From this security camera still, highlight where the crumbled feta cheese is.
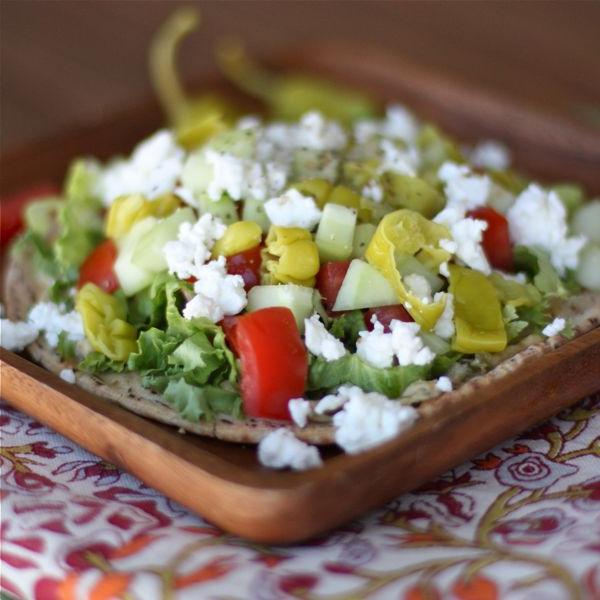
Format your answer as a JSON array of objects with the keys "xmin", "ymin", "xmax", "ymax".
[
  {"xmin": 182, "ymin": 257, "xmax": 247, "ymax": 322},
  {"xmin": 507, "ymin": 184, "xmax": 586, "ymax": 275},
  {"xmin": 332, "ymin": 385, "xmax": 419, "ymax": 454},
  {"xmin": 264, "ymin": 189, "xmax": 322, "ymax": 230},
  {"xmin": 404, "ymin": 274, "xmax": 432, "ymax": 302},
  {"xmin": 164, "ymin": 214, "xmax": 227, "ymax": 280},
  {"xmin": 353, "ymin": 104, "xmax": 419, "ymax": 144},
  {"xmin": 237, "ymin": 116, "xmax": 262, "ymax": 130},
  {"xmin": 59, "ymin": 368, "xmax": 76, "ymax": 384},
  {"xmin": 258, "ymin": 429, "xmax": 322, "ymax": 470},
  {"xmin": 356, "ymin": 319, "xmax": 435, "ymax": 368},
  {"xmin": 362, "ymin": 180, "xmax": 384, "ymax": 203},
  {"xmin": 0, "ymin": 319, "xmax": 39, "ymax": 351},
  {"xmin": 493, "ymin": 269, "xmax": 527, "ymax": 284},
  {"xmin": 27, "ymin": 303, "xmax": 84, "ymax": 348},
  {"xmin": 435, "ymin": 376, "xmax": 453, "ymax": 393},
  {"xmin": 438, "ymin": 162, "xmax": 491, "ymax": 210},
  {"xmin": 315, "ymin": 392, "xmax": 347, "ymax": 415},
  {"xmin": 470, "ymin": 140, "xmax": 511, "ymax": 171},
  {"xmin": 378, "ymin": 139, "xmax": 419, "ymax": 177},
  {"xmin": 439, "ymin": 261, "xmax": 450, "ymax": 278},
  {"xmin": 204, "ymin": 149, "xmax": 288, "ymax": 203},
  {"xmin": 303, "ymin": 314, "xmax": 347, "ymax": 361},
  {"xmin": 450, "ymin": 218, "xmax": 491, "ymax": 275},
  {"xmin": 288, "ymin": 398, "xmax": 311, "ymax": 428},
  {"xmin": 439, "ymin": 238, "xmax": 458, "ymax": 254},
  {"xmin": 542, "ymin": 317, "xmax": 566, "ymax": 337},
  {"xmin": 296, "ymin": 111, "xmax": 347, "ymax": 151},
  {"xmin": 433, "ymin": 292, "xmax": 455, "ymax": 339},
  {"xmin": 98, "ymin": 130, "xmax": 185, "ymax": 206},
  {"xmin": 381, "ymin": 104, "xmax": 420, "ymax": 143}
]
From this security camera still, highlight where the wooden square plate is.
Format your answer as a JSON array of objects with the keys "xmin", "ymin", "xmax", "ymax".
[{"xmin": 2, "ymin": 43, "xmax": 599, "ymax": 544}]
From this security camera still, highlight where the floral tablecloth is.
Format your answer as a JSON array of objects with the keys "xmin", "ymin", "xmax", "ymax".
[{"xmin": 1, "ymin": 394, "xmax": 599, "ymax": 600}]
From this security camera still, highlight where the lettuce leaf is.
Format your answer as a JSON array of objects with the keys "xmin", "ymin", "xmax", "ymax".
[
  {"xmin": 308, "ymin": 354, "xmax": 430, "ymax": 398},
  {"xmin": 328, "ymin": 311, "xmax": 365, "ymax": 352},
  {"xmin": 163, "ymin": 378, "xmax": 242, "ymax": 422},
  {"xmin": 513, "ymin": 245, "xmax": 567, "ymax": 297},
  {"xmin": 79, "ymin": 352, "xmax": 126, "ymax": 373}
]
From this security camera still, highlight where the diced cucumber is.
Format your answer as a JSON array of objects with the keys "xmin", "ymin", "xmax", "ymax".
[
  {"xmin": 352, "ymin": 223, "xmax": 377, "ymax": 258},
  {"xmin": 114, "ymin": 217, "xmax": 157, "ymax": 296},
  {"xmin": 396, "ymin": 254, "xmax": 444, "ymax": 293},
  {"xmin": 24, "ymin": 198, "xmax": 63, "ymax": 238},
  {"xmin": 197, "ymin": 195, "xmax": 238, "ymax": 224},
  {"xmin": 131, "ymin": 208, "xmax": 195, "ymax": 273},
  {"xmin": 420, "ymin": 330, "xmax": 451, "ymax": 354},
  {"xmin": 242, "ymin": 198, "xmax": 271, "ymax": 233},
  {"xmin": 247, "ymin": 284, "xmax": 314, "ymax": 332},
  {"xmin": 315, "ymin": 203, "xmax": 357, "ymax": 262},
  {"xmin": 572, "ymin": 200, "xmax": 600, "ymax": 244},
  {"xmin": 576, "ymin": 243, "xmax": 600, "ymax": 291},
  {"xmin": 181, "ymin": 151, "xmax": 213, "ymax": 196},
  {"xmin": 209, "ymin": 129, "xmax": 256, "ymax": 159},
  {"xmin": 332, "ymin": 259, "xmax": 397, "ymax": 311}
]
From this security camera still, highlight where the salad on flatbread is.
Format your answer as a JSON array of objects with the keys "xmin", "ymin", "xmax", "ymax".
[{"xmin": 2, "ymin": 10, "xmax": 599, "ymax": 471}]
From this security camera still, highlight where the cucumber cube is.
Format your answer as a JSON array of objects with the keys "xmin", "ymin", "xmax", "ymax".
[
  {"xmin": 247, "ymin": 284, "xmax": 314, "ymax": 332},
  {"xmin": 332, "ymin": 259, "xmax": 398, "ymax": 311},
  {"xmin": 352, "ymin": 223, "xmax": 377, "ymax": 258},
  {"xmin": 242, "ymin": 198, "xmax": 271, "ymax": 233},
  {"xmin": 315, "ymin": 203, "xmax": 357, "ymax": 262}
]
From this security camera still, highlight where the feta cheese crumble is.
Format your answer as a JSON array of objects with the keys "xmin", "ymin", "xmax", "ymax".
[
  {"xmin": 59, "ymin": 368, "xmax": 76, "ymax": 384},
  {"xmin": 204, "ymin": 149, "xmax": 287, "ymax": 202},
  {"xmin": 304, "ymin": 314, "xmax": 347, "ymax": 362},
  {"xmin": 470, "ymin": 140, "xmax": 511, "ymax": 171},
  {"xmin": 288, "ymin": 398, "xmax": 311, "ymax": 428},
  {"xmin": 356, "ymin": 318, "xmax": 435, "ymax": 369},
  {"xmin": 435, "ymin": 376, "xmax": 453, "ymax": 393},
  {"xmin": 448, "ymin": 217, "xmax": 491, "ymax": 275},
  {"xmin": 28, "ymin": 303, "xmax": 84, "ymax": 348},
  {"xmin": 98, "ymin": 130, "xmax": 185, "ymax": 206},
  {"xmin": 332, "ymin": 385, "xmax": 419, "ymax": 454},
  {"xmin": 182, "ymin": 257, "xmax": 247, "ymax": 323},
  {"xmin": 164, "ymin": 214, "xmax": 227, "ymax": 280},
  {"xmin": 433, "ymin": 292, "xmax": 455, "ymax": 339},
  {"xmin": 257, "ymin": 429, "xmax": 322, "ymax": 470},
  {"xmin": 0, "ymin": 319, "xmax": 39, "ymax": 351},
  {"xmin": 404, "ymin": 274, "xmax": 433, "ymax": 303},
  {"xmin": 295, "ymin": 111, "xmax": 347, "ymax": 151},
  {"xmin": 362, "ymin": 181, "xmax": 384, "ymax": 203},
  {"xmin": 264, "ymin": 189, "xmax": 323, "ymax": 230},
  {"xmin": 542, "ymin": 317, "xmax": 566, "ymax": 337},
  {"xmin": 438, "ymin": 162, "xmax": 491, "ymax": 211},
  {"xmin": 507, "ymin": 184, "xmax": 586, "ymax": 275},
  {"xmin": 354, "ymin": 104, "xmax": 420, "ymax": 144},
  {"xmin": 378, "ymin": 139, "xmax": 419, "ymax": 177},
  {"xmin": 315, "ymin": 392, "xmax": 348, "ymax": 415}
]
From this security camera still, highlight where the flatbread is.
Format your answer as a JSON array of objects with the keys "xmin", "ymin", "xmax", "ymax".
[{"xmin": 4, "ymin": 250, "xmax": 600, "ymax": 445}]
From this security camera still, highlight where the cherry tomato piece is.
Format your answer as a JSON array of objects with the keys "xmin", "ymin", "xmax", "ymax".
[
  {"xmin": 316, "ymin": 260, "xmax": 352, "ymax": 310},
  {"xmin": 224, "ymin": 307, "xmax": 307, "ymax": 421},
  {"xmin": 467, "ymin": 206, "xmax": 514, "ymax": 271},
  {"xmin": 78, "ymin": 239, "xmax": 119, "ymax": 293},
  {"xmin": 0, "ymin": 183, "xmax": 60, "ymax": 246},
  {"xmin": 364, "ymin": 305, "xmax": 413, "ymax": 332},
  {"xmin": 226, "ymin": 244, "xmax": 262, "ymax": 291}
]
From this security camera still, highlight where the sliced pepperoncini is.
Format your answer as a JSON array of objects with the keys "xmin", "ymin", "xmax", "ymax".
[
  {"xmin": 365, "ymin": 209, "xmax": 451, "ymax": 329},
  {"xmin": 489, "ymin": 272, "xmax": 541, "ymax": 308},
  {"xmin": 212, "ymin": 220, "xmax": 262, "ymax": 257},
  {"xmin": 261, "ymin": 226, "xmax": 320, "ymax": 287},
  {"xmin": 105, "ymin": 194, "xmax": 181, "ymax": 241},
  {"xmin": 449, "ymin": 264, "xmax": 507, "ymax": 354},
  {"xmin": 76, "ymin": 283, "xmax": 138, "ymax": 361}
]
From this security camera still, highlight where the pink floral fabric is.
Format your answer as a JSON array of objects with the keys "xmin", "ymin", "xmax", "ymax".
[{"xmin": 1, "ymin": 394, "xmax": 599, "ymax": 600}]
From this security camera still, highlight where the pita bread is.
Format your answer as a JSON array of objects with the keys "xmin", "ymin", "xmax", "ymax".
[{"xmin": 4, "ymin": 249, "xmax": 600, "ymax": 445}]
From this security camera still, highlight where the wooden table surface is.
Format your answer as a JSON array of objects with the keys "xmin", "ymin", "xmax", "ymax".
[{"xmin": 2, "ymin": 0, "xmax": 599, "ymax": 154}]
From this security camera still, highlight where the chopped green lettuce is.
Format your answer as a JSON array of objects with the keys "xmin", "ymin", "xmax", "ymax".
[
  {"xmin": 163, "ymin": 378, "xmax": 242, "ymax": 422},
  {"xmin": 328, "ymin": 311, "xmax": 365, "ymax": 352},
  {"xmin": 308, "ymin": 354, "xmax": 430, "ymax": 398},
  {"xmin": 514, "ymin": 245, "xmax": 568, "ymax": 297},
  {"xmin": 79, "ymin": 352, "xmax": 127, "ymax": 373}
]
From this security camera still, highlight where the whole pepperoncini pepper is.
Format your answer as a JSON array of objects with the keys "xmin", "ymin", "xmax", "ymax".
[
  {"xmin": 449, "ymin": 264, "xmax": 507, "ymax": 353},
  {"xmin": 261, "ymin": 226, "xmax": 320, "ymax": 287},
  {"xmin": 76, "ymin": 283, "xmax": 138, "ymax": 361},
  {"xmin": 105, "ymin": 193, "xmax": 181, "ymax": 241},
  {"xmin": 212, "ymin": 221, "xmax": 263, "ymax": 258},
  {"xmin": 365, "ymin": 209, "xmax": 452, "ymax": 330}
]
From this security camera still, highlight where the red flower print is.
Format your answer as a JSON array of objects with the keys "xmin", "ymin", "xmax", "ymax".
[
  {"xmin": 404, "ymin": 583, "xmax": 441, "ymax": 600},
  {"xmin": 452, "ymin": 575, "xmax": 498, "ymax": 600},
  {"xmin": 64, "ymin": 542, "xmax": 114, "ymax": 572},
  {"xmin": 492, "ymin": 508, "xmax": 575, "ymax": 545},
  {"xmin": 52, "ymin": 459, "xmax": 122, "ymax": 485},
  {"xmin": 279, "ymin": 573, "xmax": 319, "ymax": 594},
  {"xmin": 495, "ymin": 452, "xmax": 577, "ymax": 490}
]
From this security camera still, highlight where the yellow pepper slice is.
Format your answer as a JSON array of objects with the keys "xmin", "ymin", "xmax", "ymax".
[
  {"xmin": 76, "ymin": 283, "xmax": 138, "ymax": 361},
  {"xmin": 365, "ymin": 209, "xmax": 451, "ymax": 329},
  {"xmin": 449, "ymin": 264, "xmax": 507, "ymax": 354},
  {"xmin": 489, "ymin": 272, "xmax": 541, "ymax": 308},
  {"xmin": 212, "ymin": 221, "xmax": 262, "ymax": 257},
  {"xmin": 261, "ymin": 226, "xmax": 320, "ymax": 287},
  {"xmin": 105, "ymin": 194, "xmax": 180, "ymax": 241}
]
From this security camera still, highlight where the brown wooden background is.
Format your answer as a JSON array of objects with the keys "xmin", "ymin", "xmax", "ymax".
[{"xmin": 2, "ymin": 0, "xmax": 600, "ymax": 153}]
